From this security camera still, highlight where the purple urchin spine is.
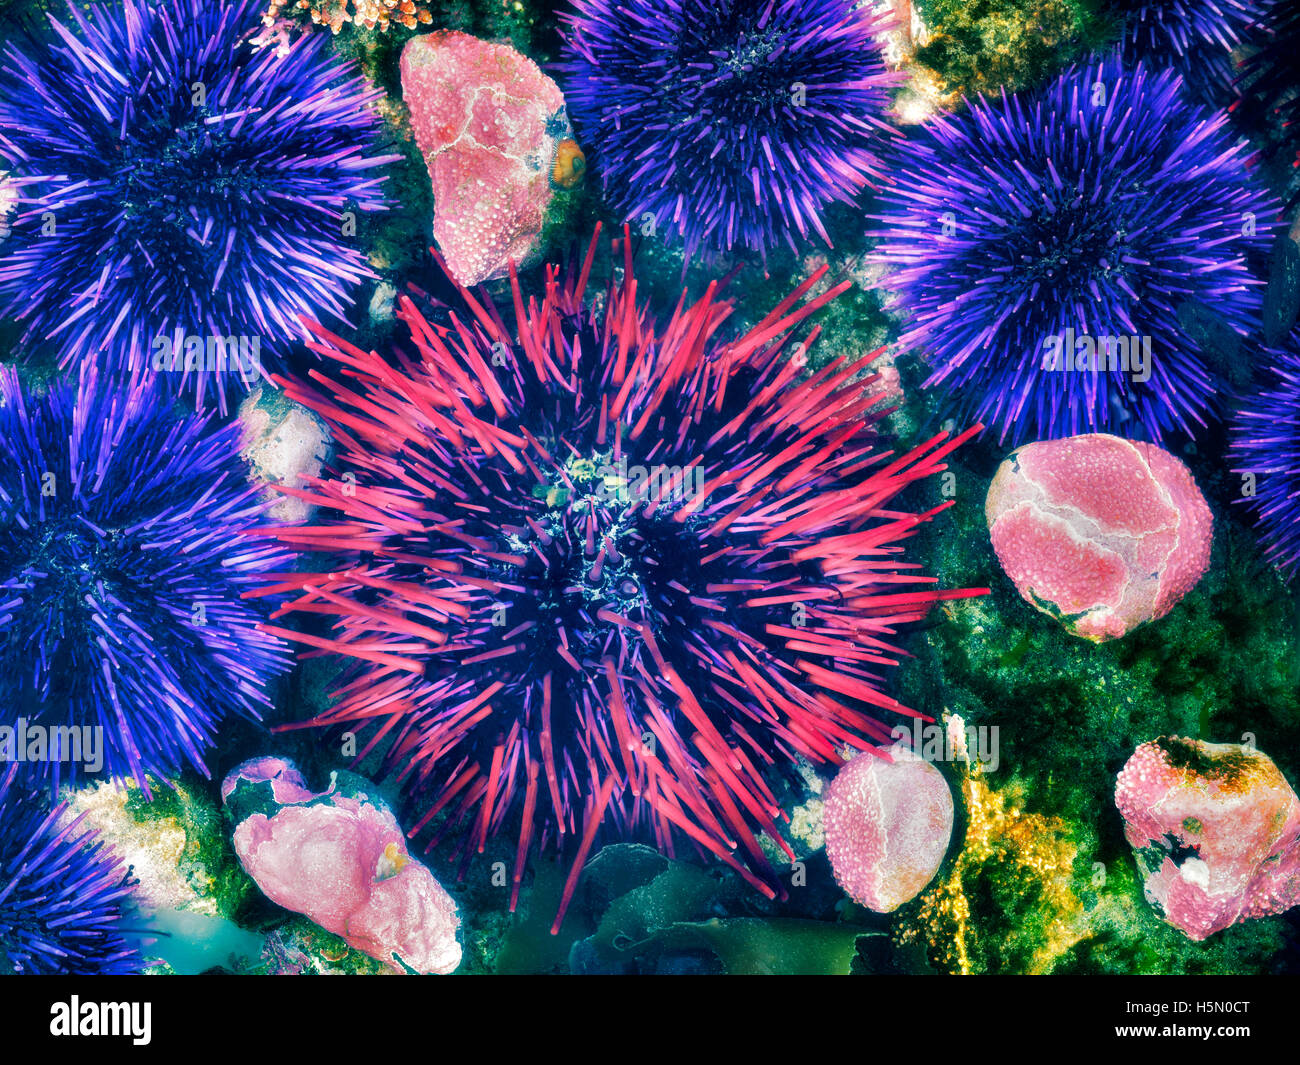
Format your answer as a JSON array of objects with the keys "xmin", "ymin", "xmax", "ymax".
[
  {"xmin": 871, "ymin": 58, "xmax": 1281, "ymax": 445},
  {"xmin": 1232, "ymin": 328, "xmax": 1300, "ymax": 578},
  {"xmin": 558, "ymin": 0, "xmax": 900, "ymax": 260},
  {"xmin": 0, "ymin": 765, "xmax": 143, "ymax": 974},
  {"xmin": 0, "ymin": 0, "xmax": 399, "ymax": 412},
  {"xmin": 0, "ymin": 364, "xmax": 294, "ymax": 791}
]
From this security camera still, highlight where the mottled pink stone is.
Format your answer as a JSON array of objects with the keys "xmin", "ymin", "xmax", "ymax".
[
  {"xmin": 220, "ymin": 755, "xmax": 316, "ymax": 805},
  {"xmin": 1115, "ymin": 738, "xmax": 1300, "ymax": 941},
  {"xmin": 223, "ymin": 758, "xmax": 461, "ymax": 974},
  {"xmin": 823, "ymin": 747, "xmax": 953, "ymax": 912},
  {"xmin": 985, "ymin": 433, "xmax": 1212, "ymax": 641},
  {"xmin": 400, "ymin": 30, "xmax": 573, "ymax": 288}
]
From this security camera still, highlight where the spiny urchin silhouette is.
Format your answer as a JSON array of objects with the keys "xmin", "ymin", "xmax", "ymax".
[
  {"xmin": 872, "ymin": 59, "xmax": 1280, "ymax": 445},
  {"xmin": 252, "ymin": 225, "xmax": 984, "ymax": 929},
  {"xmin": 1234, "ymin": 1, "xmax": 1300, "ymax": 208},
  {"xmin": 0, "ymin": 0, "xmax": 398, "ymax": 412},
  {"xmin": 0, "ymin": 765, "xmax": 142, "ymax": 974},
  {"xmin": 1232, "ymin": 328, "xmax": 1300, "ymax": 577},
  {"xmin": 1114, "ymin": 0, "xmax": 1273, "ymax": 103},
  {"xmin": 0, "ymin": 365, "xmax": 294, "ymax": 791},
  {"xmin": 558, "ymin": 0, "xmax": 899, "ymax": 260}
]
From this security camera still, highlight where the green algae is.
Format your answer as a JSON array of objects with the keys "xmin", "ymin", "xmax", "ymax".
[
  {"xmin": 1157, "ymin": 736, "xmax": 1259, "ymax": 784},
  {"xmin": 500, "ymin": 843, "xmax": 884, "ymax": 975},
  {"xmin": 911, "ymin": 0, "xmax": 1115, "ymax": 101},
  {"xmin": 1057, "ymin": 857, "xmax": 1288, "ymax": 975},
  {"xmin": 124, "ymin": 777, "xmax": 259, "ymax": 924},
  {"xmin": 887, "ymin": 427, "xmax": 1300, "ymax": 973}
]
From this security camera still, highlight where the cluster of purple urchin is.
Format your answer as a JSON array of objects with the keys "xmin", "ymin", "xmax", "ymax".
[{"xmin": 0, "ymin": 0, "xmax": 378, "ymax": 974}]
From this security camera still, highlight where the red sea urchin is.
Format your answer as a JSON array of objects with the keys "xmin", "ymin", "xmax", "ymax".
[{"xmin": 254, "ymin": 226, "xmax": 984, "ymax": 928}]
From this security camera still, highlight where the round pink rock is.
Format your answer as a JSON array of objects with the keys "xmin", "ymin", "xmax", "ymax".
[
  {"xmin": 985, "ymin": 433, "xmax": 1212, "ymax": 641},
  {"xmin": 223, "ymin": 758, "xmax": 461, "ymax": 974},
  {"xmin": 1115, "ymin": 737, "xmax": 1300, "ymax": 941},
  {"xmin": 823, "ymin": 747, "xmax": 953, "ymax": 912},
  {"xmin": 400, "ymin": 30, "xmax": 579, "ymax": 288}
]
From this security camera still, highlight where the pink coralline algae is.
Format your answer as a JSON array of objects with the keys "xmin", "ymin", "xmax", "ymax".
[
  {"xmin": 985, "ymin": 433, "xmax": 1212, "ymax": 641},
  {"xmin": 1115, "ymin": 737, "xmax": 1300, "ymax": 941},
  {"xmin": 823, "ymin": 747, "xmax": 953, "ymax": 912},
  {"xmin": 400, "ymin": 30, "xmax": 583, "ymax": 288},
  {"xmin": 222, "ymin": 757, "xmax": 461, "ymax": 974}
]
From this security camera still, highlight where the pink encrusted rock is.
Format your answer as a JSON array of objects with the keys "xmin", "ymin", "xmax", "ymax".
[
  {"xmin": 823, "ymin": 747, "xmax": 953, "ymax": 912},
  {"xmin": 221, "ymin": 755, "xmax": 317, "ymax": 805},
  {"xmin": 237, "ymin": 386, "xmax": 332, "ymax": 524},
  {"xmin": 1115, "ymin": 737, "xmax": 1300, "ymax": 941},
  {"xmin": 985, "ymin": 433, "xmax": 1212, "ymax": 641},
  {"xmin": 400, "ymin": 30, "xmax": 583, "ymax": 288},
  {"xmin": 223, "ymin": 757, "xmax": 461, "ymax": 974}
]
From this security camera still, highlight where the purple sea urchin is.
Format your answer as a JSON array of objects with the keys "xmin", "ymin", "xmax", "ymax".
[
  {"xmin": 0, "ymin": 765, "xmax": 142, "ymax": 974},
  {"xmin": 253, "ymin": 226, "xmax": 985, "ymax": 928},
  {"xmin": 872, "ymin": 59, "xmax": 1280, "ymax": 445},
  {"xmin": 1114, "ymin": 0, "xmax": 1271, "ymax": 103},
  {"xmin": 0, "ymin": 0, "xmax": 397, "ymax": 412},
  {"xmin": 1232, "ymin": 329, "xmax": 1300, "ymax": 577},
  {"xmin": 558, "ymin": 0, "xmax": 899, "ymax": 260},
  {"xmin": 0, "ymin": 366, "xmax": 294, "ymax": 791}
]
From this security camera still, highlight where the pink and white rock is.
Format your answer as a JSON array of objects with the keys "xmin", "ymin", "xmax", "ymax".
[
  {"xmin": 1115, "ymin": 737, "xmax": 1300, "ymax": 941},
  {"xmin": 238, "ymin": 386, "xmax": 331, "ymax": 524},
  {"xmin": 985, "ymin": 433, "xmax": 1212, "ymax": 641},
  {"xmin": 400, "ymin": 30, "xmax": 583, "ymax": 288},
  {"xmin": 823, "ymin": 746, "xmax": 953, "ymax": 912},
  {"xmin": 222, "ymin": 757, "xmax": 461, "ymax": 974}
]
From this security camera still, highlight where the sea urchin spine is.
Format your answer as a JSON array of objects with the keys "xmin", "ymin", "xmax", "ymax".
[
  {"xmin": 872, "ymin": 59, "xmax": 1279, "ymax": 445},
  {"xmin": 559, "ymin": 0, "xmax": 900, "ymax": 260},
  {"xmin": 0, "ymin": 0, "xmax": 399, "ymax": 411},
  {"xmin": 0, "ymin": 366, "xmax": 294, "ymax": 791},
  {"xmin": 0, "ymin": 765, "xmax": 142, "ymax": 975}
]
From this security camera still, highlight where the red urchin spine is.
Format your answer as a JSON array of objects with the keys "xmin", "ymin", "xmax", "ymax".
[{"xmin": 249, "ymin": 224, "xmax": 986, "ymax": 930}]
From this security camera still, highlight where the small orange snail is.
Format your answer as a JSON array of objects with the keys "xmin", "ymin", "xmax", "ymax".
[{"xmin": 551, "ymin": 138, "xmax": 586, "ymax": 189}]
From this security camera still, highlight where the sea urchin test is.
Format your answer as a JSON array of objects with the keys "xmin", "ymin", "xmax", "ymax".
[
  {"xmin": 1116, "ymin": 737, "xmax": 1300, "ymax": 940},
  {"xmin": 824, "ymin": 748, "xmax": 954, "ymax": 913},
  {"xmin": 223, "ymin": 758, "xmax": 462, "ymax": 975},
  {"xmin": 401, "ymin": 30, "xmax": 585, "ymax": 288}
]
